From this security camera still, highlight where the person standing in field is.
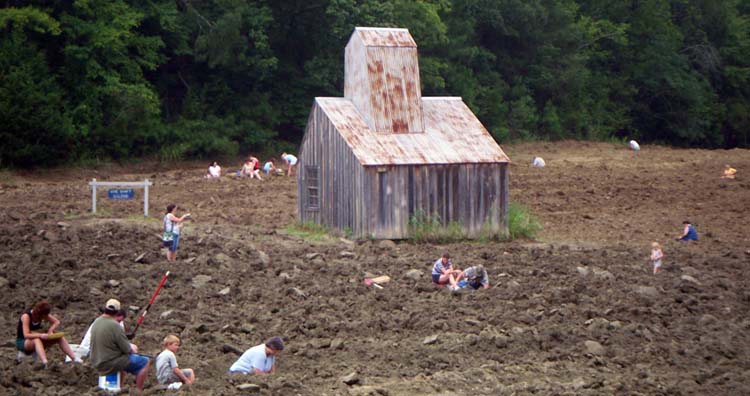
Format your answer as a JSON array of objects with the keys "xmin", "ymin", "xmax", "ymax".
[
  {"xmin": 164, "ymin": 204, "xmax": 190, "ymax": 262},
  {"xmin": 650, "ymin": 242, "xmax": 664, "ymax": 274}
]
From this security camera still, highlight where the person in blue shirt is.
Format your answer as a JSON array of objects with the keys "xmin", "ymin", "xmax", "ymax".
[
  {"xmin": 677, "ymin": 220, "xmax": 698, "ymax": 241},
  {"xmin": 229, "ymin": 337, "xmax": 284, "ymax": 375}
]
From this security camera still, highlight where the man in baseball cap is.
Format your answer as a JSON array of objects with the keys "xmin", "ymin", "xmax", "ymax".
[
  {"xmin": 90, "ymin": 298, "xmax": 150, "ymax": 392},
  {"xmin": 229, "ymin": 336, "xmax": 284, "ymax": 374}
]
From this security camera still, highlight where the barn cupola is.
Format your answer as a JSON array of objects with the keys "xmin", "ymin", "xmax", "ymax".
[{"xmin": 344, "ymin": 27, "xmax": 424, "ymax": 134}]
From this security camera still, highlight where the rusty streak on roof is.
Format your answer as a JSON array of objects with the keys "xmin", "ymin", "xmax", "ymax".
[
  {"xmin": 353, "ymin": 27, "xmax": 417, "ymax": 48},
  {"xmin": 315, "ymin": 97, "xmax": 510, "ymax": 166}
]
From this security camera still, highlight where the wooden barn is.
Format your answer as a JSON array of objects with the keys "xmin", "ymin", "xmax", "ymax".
[{"xmin": 298, "ymin": 27, "xmax": 510, "ymax": 239}]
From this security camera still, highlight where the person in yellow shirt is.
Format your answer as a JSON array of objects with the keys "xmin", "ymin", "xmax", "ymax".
[{"xmin": 722, "ymin": 164, "xmax": 737, "ymax": 179}]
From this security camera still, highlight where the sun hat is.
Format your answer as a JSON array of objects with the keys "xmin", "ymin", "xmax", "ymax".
[{"xmin": 104, "ymin": 298, "xmax": 121, "ymax": 312}]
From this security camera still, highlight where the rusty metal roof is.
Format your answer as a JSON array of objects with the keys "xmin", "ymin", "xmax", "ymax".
[
  {"xmin": 352, "ymin": 27, "xmax": 417, "ymax": 47},
  {"xmin": 315, "ymin": 97, "xmax": 510, "ymax": 166}
]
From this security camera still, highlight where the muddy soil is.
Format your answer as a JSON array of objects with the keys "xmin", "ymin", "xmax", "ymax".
[{"xmin": 0, "ymin": 142, "xmax": 748, "ymax": 396}]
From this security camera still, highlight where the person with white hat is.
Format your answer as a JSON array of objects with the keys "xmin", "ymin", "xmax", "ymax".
[{"xmin": 90, "ymin": 298, "xmax": 150, "ymax": 393}]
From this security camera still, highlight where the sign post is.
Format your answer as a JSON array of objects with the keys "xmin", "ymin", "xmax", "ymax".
[{"xmin": 89, "ymin": 179, "xmax": 153, "ymax": 216}]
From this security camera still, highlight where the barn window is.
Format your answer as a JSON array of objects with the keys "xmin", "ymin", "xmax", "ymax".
[{"xmin": 306, "ymin": 166, "xmax": 320, "ymax": 210}]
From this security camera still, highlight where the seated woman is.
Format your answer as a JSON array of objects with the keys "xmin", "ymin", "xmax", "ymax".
[
  {"xmin": 17, "ymin": 300, "xmax": 79, "ymax": 365},
  {"xmin": 249, "ymin": 156, "xmax": 263, "ymax": 180},
  {"xmin": 240, "ymin": 159, "xmax": 253, "ymax": 177},
  {"xmin": 206, "ymin": 161, "xmax": 221, "ymax": 178}
]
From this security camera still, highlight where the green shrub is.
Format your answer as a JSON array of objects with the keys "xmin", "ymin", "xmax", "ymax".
[
  {"xmin": 408, "ymin": 210, "xmax": 464, "ymax": 244},
  {"xmin": 507, "ymin": 203, "xmax": 542, "ymax": 240},
  {"xmin": 285, "ymin": 221, "xmax": 334, "ymax": 242}
]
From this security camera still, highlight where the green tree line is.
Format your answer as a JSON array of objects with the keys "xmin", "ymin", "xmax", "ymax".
[{"xmin": 2, "ymin": 0, "xmax": 749, "ymax": 167}]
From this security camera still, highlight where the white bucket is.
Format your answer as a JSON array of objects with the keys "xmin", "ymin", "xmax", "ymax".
[{"xmin": 98, "ymin": 372, "xmax": 121, "ymax": 393}]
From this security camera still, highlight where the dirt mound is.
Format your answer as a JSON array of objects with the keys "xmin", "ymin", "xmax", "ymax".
[{"xmin": 1, "ymin": 143, "xmax": 749, "ymax": 395}]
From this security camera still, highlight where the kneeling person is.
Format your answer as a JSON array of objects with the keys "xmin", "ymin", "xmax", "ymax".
[
  {"xmin": 229, "ymin": 336, "xmax": 284, "ymax": 374},
  {"xmin": 156, "ymin": 335, "xmax": 195, "ymax": 386},
  {"xmin": 463, "ymin": 265, "xmax": 490, "ymax": 290}
]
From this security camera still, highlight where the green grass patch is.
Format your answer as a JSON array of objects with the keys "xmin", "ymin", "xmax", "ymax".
[
  {"xmin": 408, "ymin": 210, "xmax": 464, "ymax": 244},
  {"xmin": 507, "ymin": 202, "xmax": 542, "ymax": 240},
  {"xmin": 285, "ymin": 221, "xmax": 336, "ymax": 242}
]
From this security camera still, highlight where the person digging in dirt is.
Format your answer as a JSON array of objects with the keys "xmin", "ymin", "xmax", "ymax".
[
  {"xmin": 155, "ymin": 334, "xmax": 195, "ymax": 388},
  {"xmin": 650, "ymin": 242, "xmax": 664, "ymax": 274},
  {"xmin": 90, "ymin": 299, "xmax": 150, "ymax": 394},
  {"xmin": 722, "ymin": 164, "xmax": 737, "ymax": 179},
  {"xmin": 462, "ymin": 265, "xmax": 490, "ymax": 289},
  {"xmin": 164, "ymin": 204, "xmax": 190, "ymax": 262},
  {"xmin": 67, "ymin": 308, "xmax": 128, "ymax": 362},
  {"xmin": 229, "ymin": 336, "xmax": 284, "ymax": 375},
  {"xmin": 263, "ymin": 160, "xmax": 280, "ymax": 175},
  {"xmin": 281, "ymin": 152, "xmax": 298, "ymax": 177},
  {"xmin": 16, "ymin": 300, "xmax": 80, "ymax": 366},
  {"xmin": 432, "ymin": 252, "xmax": 463, "ymax": 290},
  {"xmin": 676, "ymin": 220, "xmax": 698, "ymax": 242}
]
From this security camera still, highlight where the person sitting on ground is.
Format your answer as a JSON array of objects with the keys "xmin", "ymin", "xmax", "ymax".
[
  {"xmin": 676, "ymin": 220, "xmax": 698, "ymax": 241},
  {"xmin": 239, "ymin": 159, "xmax": 253, "ymax": 177},
  {"xmin": 281, "ymin": 152, "xmax": 298, "ymax": 177},
  {"xmin": 431, "ymin": 252, "xmax": 462, "ymax": 289},
  {"xmin": 17, "ymin": 300, "xmax": 80, "ymax": 365},
  {"xmin": 462, "ymin": 265, "xmax": 490, "ymax": 289},
  {"xmin": 90, "ymin": 298, "xmax": 150, "ymax": 394},
  {"xmin": 229, "ymin": 336, "xmax": 284, "ymax": 375},
  {"xmin": 629, "ymin": 139, "xmax": 640, "ymax": 151},
  {"xmin": 206, "ymin": 161, "xmax": 221, "ymax": 178},
  {"xmin": 722, "ymin": 164, "xmax": 737, "ymax": 179},
  {"xmin": 650, "ymin": 242, "xmax": 664, "ymax": 275},
  {"xmin": 67, "ymin": 308, "xmax": 129, "ymax": 362},
  {"xmin": 156, "ymin": 334, "xmax": 195, "ymax": 387},
  {"xmin": 532, "ymin": 156, "xmax": 546, "ymax": 168}
]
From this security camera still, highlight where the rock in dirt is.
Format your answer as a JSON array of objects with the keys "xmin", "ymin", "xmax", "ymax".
[
  {"xmin": 584, "ymin": 340, "xmax": 605, "ymax": 356},
  {"xmin": 8, "ymin": 212, "xmax": 23, "ymax": 221},
  {"xmin": 279, "ymin": 272, "xmax": 292, "ymax": 280},
  {"xmin": 287, "ymin": 287, "xmax": 307, "ymax": 299},
  {"xmin": 106, "ymin": 279, "xmax": 120, "ymax": 288},
  {"xmin": 577, "ymin": 266, "xmax": 590, "ymax": 276},
  {"xmin": 423, "ymin": 335, "xmax": 439, "ymax": 345},
  {"xmin": 680, "ymin": 275, "xmax": 701, "ymax": 285},
  {"xmin": 236, "ymin": 383, "xmax": 261, "ymax": 392},
  {"xmin": 339, "ymin": 251, "xmax": 356, "ymax": 258},
  {"xmin": 134, "ymin": 253, "xmax": 146, "ymax": 263},
  {"xmin": 160, "ymin": 310, "xmax": 173, "ymax": 319},
  {"xmin": 192, "ymin": 275, "xmax": 212, "ymax": 288},
  {"xmin": 44, "ymin": 231, "xmax": 60, "ymax": 242},
  {"xmin": 465, "ymin": 318, "xmax": 482, "ymax": 326},
  {"xmin": 258, "ymin": 250, "xmax": 271, "ymax": 265},
  {"xmin": 331, "ymin": 338, "xmax": 345, "ymax": 350},
  {"xmin": 592, "ymin": 267, "xmax": 614, "ymax": 280},
  {"xmin": 378, "ymin": 240, "xmax": 396, "ymax": 249},
  {"xmin": 306, "ymin": 252, "xmax": 323, "ymax": 261},
  {"xmin": 56, "ymin": 221, "xmax": 71, "ymax": 228},
  {"xmin": 404, "ymin": 269, "xmax": 423, "ymax": 281},
  {"xmin": 218, "ymin": 287, "xmax": 231, "ymax": 295},
  {"xmin": 221, "ymin": 344, "xmax": 243, "ymax": 355},
  {"xmin": 339, "ymin": 237, "xmax": 355, "ymax": 245},
  {"xmin": 635, "ymin": 286, "xmax": 659, "ymax": 299},
  {"xmin": 214, "ymin": 253, "xmax": 232, "ymax": 265},
  {"xmin": 341, "ymin": 371, "xmax": 361, "ymax": 386}
]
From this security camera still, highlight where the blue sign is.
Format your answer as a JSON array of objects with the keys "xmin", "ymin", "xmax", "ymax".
[{"xmin": 108, "ymin": 189, "xmax": 134, "ymax": 200}]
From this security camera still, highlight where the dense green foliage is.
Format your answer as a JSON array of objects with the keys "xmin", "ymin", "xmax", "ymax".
[{"xmin": 2, "ymin": 1, "xmax": 750, "ymax": 166}]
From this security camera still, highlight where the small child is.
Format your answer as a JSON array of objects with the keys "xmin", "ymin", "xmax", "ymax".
[
  {"xmin": 722, "ymin": 164, "xmax": 737, "ymax": 179},
  {"xmin": 155, "ymin": 335, "xmax": 195, "ymax": 387},
  {"xmin": 650, "ymin": 242, "xmax": 663, "ymax": 274}
]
